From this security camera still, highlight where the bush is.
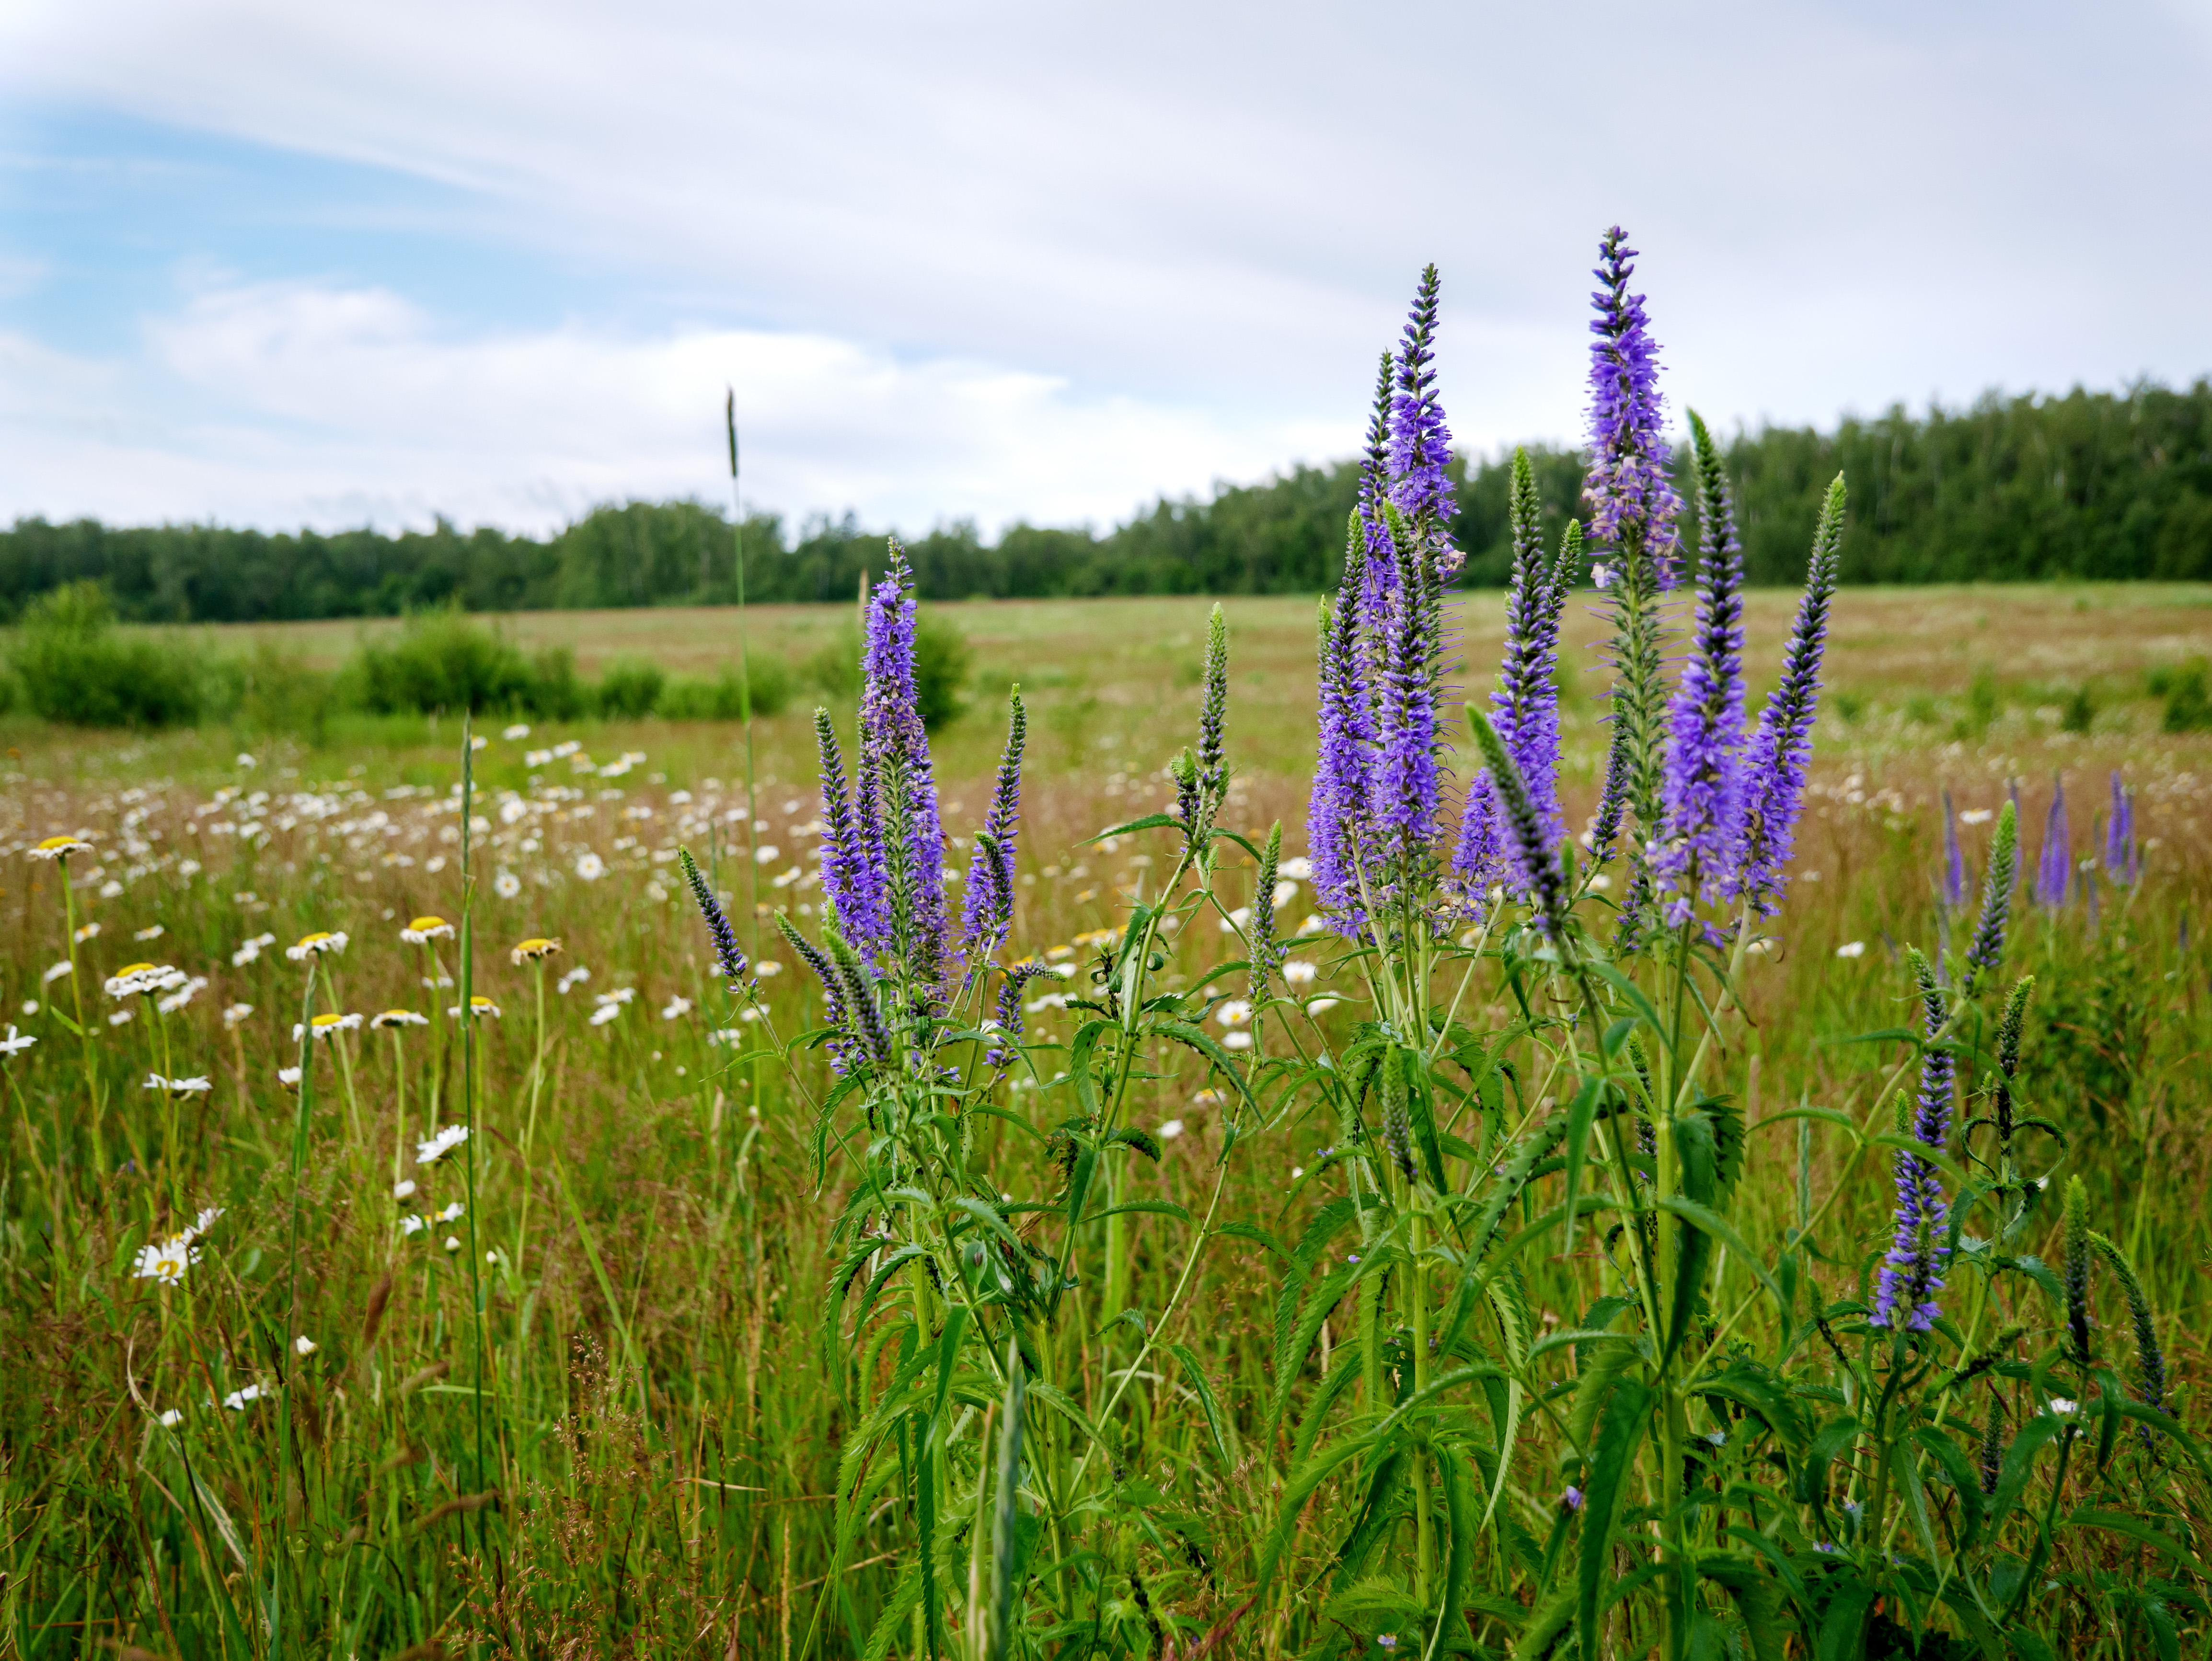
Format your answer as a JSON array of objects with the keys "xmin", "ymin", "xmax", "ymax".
[
  {"xmin": 352, "ymin": 611, "xmax": 537, "ymax": 715},
  {"xmin": 658, "ymin": 657, "xmax": 793, "ymax": 721},
  {"xmin": 2158, "ymin": 658, "xmax": 2211, "ymax": 732},
  {"xmin": 597, "ymin": 659, "xmax": 666, "ymax": 719},
  {"xmin": 213, "ymin": 642, "xmax": 340, "ymax": 740},
  {"xmin": 8, "ymin": 581, "xmax": 204, "ymax": 727},
  {"xmin": 525, "ymin": 647, "xmax": 588, "ymax": 720}
]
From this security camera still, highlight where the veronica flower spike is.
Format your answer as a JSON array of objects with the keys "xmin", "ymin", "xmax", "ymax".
[
  {"xmin": 1960, "ymin": 799, "xmax": 2019, "ymax": 996},
  {"xmin": 959, "ymin": 689, "xmax": 1026, "ymax": 958},
  {"xmin": 1584, "ymin": 225, "xmax": 1682, "ymax": 587},
  {"xmin": 2035, "ymin": 776, "xmax": 2071, "ymax": 910},
  {"xmin": 1466, "ymin": 706, "xmax": 1569, "ymax": 941},
  {"xmin": 1309, "ymin": 532, "xmax": 1379, "ymax": 934},
  {"xmin": 1655, "ymin": 412, "xmax": 1747, "ymax": 926},
  {"xmin": 2105, "ymin": 770, "xmax": 2137, "ymax": 888},
  {"xmin": 860, "ymin": 545, "xmax": 950, "ymax": 977},
  {"xmin": 1941, "ymin": 789, "xmax": 1967, "ymax": 909},
  {"xmin": 1730, "ymin": 474, "xmax": 1844, "ymax": 914},
  {"xmin": 1872, "ymin": 948, "xmax": 1955, "ymax": 1332}
]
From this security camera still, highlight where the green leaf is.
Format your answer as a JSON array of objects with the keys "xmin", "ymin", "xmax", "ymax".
[
  {"xmin": 1578, "ymin": 1378, "xmax": 1651, "ymax": 1660},
  {"xmin": 1425, "ymin": 1447, "xmax": 1476, "ymax": 1661},
  {"xmin": 1654, "ymin": 1194, "xmax": 1787, "ymax": 1326},
  {"xmin": 1148, "ymin": 1016, "xmax": 1256, "ymax": 1112},
  {"xmin": 1167, "ymin": 1343, "xmax": 1235, "ymax": 1472},
  {"xmin": 1083, "ymin": 813, "xmax": 1184, "ymax": 843},
  {"xmin": 1068, "ymin": 1018, "xmax": 1110, "ymax": 1119},
  {"xmin": 1089, "ymin": 1199, "xmax": 1190, "ymax": 1223},
  {"xmin": 1560, "ymin": 1074, "xmax": 1603, "ymax": 1264}
]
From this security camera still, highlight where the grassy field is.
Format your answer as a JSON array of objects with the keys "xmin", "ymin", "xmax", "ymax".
[{"xmin": 3, "ymin": 583, "xmax": 2212, "ymax": 1658}]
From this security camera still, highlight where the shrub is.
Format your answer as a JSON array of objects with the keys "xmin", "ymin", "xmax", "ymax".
[
  {"xmin": 8, "ymin": 581, "xmax": 204, "ymax": 727},
  {"xmin": 351, "ymin": 611, "xmax": 537, "ymax": 715},
  {"xmin": 657, "ymin": 657, "xmax": 793, "ymax": 721},
  {"xmin": 2159, "ymin": 658, "xmax": 2211, "ymax": 731},
  {"xmin": 596, "ymin": 659, "xmax": 666, "ymax": 719},
  {"xmin": 525, "ymin": 647, "xmax": 588, "ymax": 720}
]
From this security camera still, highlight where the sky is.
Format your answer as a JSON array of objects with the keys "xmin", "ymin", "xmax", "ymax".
[{"xmin": 1, "ymin": 0, "xmax": 2209, "ymax": 539}]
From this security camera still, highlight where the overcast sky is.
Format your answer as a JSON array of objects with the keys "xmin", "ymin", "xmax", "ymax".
[{"xmin": 2, "ymin": 0, "xmax": 2208, "ymax": 538}]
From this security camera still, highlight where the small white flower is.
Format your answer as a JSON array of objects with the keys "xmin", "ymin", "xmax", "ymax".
[
  {"xmin": 754, "ymin": 844, "xmax": 781, "ymax": 865},
  {"xmin": 574, "ymin": 852, "xmax": 606, "ymax": 882},
  {"xmin": 1272, "ymin": 878, "xmax": 1299, "ymax": 907},
  {"xmin": 399, "ymin": 1214, "xmax": 427, "ymax": 1236},
  {"xmin": 1291, "ymin": 1165, "xmax": 1305, "ymax": 1178},
  {"xmin": 753, "ymin": 960, "xmax": 783, "ymax": 978},
  {"xmin": 42, "ymin": 960, "xmax": 72, "ymax": 986},
  {"xmin": 369, "ymin": 1008, "xmax": 428, "ymax": 1029},
  {"xmin": 1282, "ymin": 959, "xmax": 1318, "ymax": 986},
  {"xmin": 447, "ymin": 996, "xmax": 501, "ymax": 1019},
  {"xmin": 133, "ymin": 924, "xmax": 165, "ymax": 942},
  {"xmin": 235, "ymin": 753, "xmax": 256, "ymax": 769},
  {"xmin": 436, "ymin": 1201, "xmax": 465, "ymax": 1223},
  {"xmin": 1305, "ymin": 996, "xmax": 1343, "ymax": 1016},
  {"xmin": 1959, "ymin": 808, "xmax": 1994, "ymax": 826},
  {"xmin": 1278, "ymin": 855, "xmax": 1313, "ymax": 880},
  {"xmin": 222, "ymin": 1002, "xmax": 255, "ymax": 1028},
  {"xmin": 156, "ymin": 976, "xmax": 209, "ymax": 1015},
  {"xmin": 293, "ymin": 1335, "xmax": 318, "ymax": 1356},
  {"xmin": 1215, "ymin": 999, "xmax": 1254, "ymax": 1028},
  {"xmin": 557, "ymin": 966, "xmax": 591, "ymax": 994},
  {"xmin": 0, "ymin": 1025, "xmax": 36, "ymax": 1058},
  {"xmin": 294, "ymin": 1012, "xmax": 364, "ymax": 1040},
  {"xmin": 444, "ymin": 1235, "xmax": 462, "ymax": 1253},
  {"xmin": 494, "ymin": 870, "xmax": 523, "ymax": 899},
  {"xmin": 1592, "ymin": 561, "xmax": 1613, "ymax": 589},
  {"xmin": 589, "ymin": 1002, "xmax": 622, "ymax": 1027},
  {"xmin": 277, "ymin": 1065, "xmax": 302, "ymax": 1088},
  {"xmin": 2048, "ymin": 1396, "xmax": 2079, "ymax": 1416},
  {"xmin": 74, "ymin": 921, "xmax": 100, "ymax": 942},
  {"xmin": 1158, "ymin": 1119, "xmax": 1185, "ymax": 1140},
  {"xmin": 17, "ymin": 1000, "xmax": 33, "ymax": 1016},
  {"xmin": 222, "ymin": 1384, "xmax": 266, "ymax": 1411},
  {"xmin": 28, "ymin": 834, "xmax": 93, "ymax": 861},
  {"xmin": 400, "ymin": 915, "xmax": 455, "ymax": 944},
  {"xmin": 108, "ymin": 1009, "xmax": 136, "ymax": 1027},
  {"xmin": 1296, "ymin": 912, "xmax": 1327, "ymax": 936},
  {"xmin": 415, "ymin": 1123, "xmax": 470, "ymax": 1165},
  {"xmin": 143, "ymin": 1073, "xmax": 214, "ymax": 1095},
  {"xmin": 157, "ymin": 1407, "xmax": 184, "ymax": 1428},
  {"xmin": 1217, "ymin": 904, "xmax": 1253, "ymax": 934},
  {"xmin": 133, "ymin": 1234, "xmax": 200, "ymax": 1284},
  {"xmin": 597, "ymin": 985, "xmax": 637, "ymax": 1005},
  {"xmin": 502, "ymin": 723, "xmax": 531, "ymax": 740},
  {"xmin": 1223, "ymin": 1030, "xmax": 1254, "ymax": 1050},
  {"xmin": 1834, "ymin": 940, "xmax": 1866, "ymax": 960},
  {"xmin": 392, "ymin": 1179, "xmax": 417, "ymax": 1200},
  {"xmin": 1587, "ymin": 873, "xmax": 1614, "ymax": 892},
  {"xmin": 285, "ymin": 930, "xmax": 348, "ymax": 961},
  {"xmin": 660, "ymin": 995, "xmax": 693, "ymax": 1020}
]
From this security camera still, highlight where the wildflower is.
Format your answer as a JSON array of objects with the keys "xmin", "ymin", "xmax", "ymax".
[
  {"xmin": 30, "ymin": 833, "xmax": 93, "ymax": 861},
  {"xmin": 1215, "ymin": 999, "xmax": 1254, "ymax": 1028},
  {"xmin": 754, "ymin": 959, "xmax": 783, "ymax": 978},
  {"xmin": 75, "ymin": 921, "xmax": 100, "ymax": 943},
  {"xmin": 416, "ymin": 1123, "xmax": 470, "ymax": 1165},
  {"xmin": 294, "ymin": 1012, "xmax": 363, "ymax": 1040},
  {"xmin": 858, "ymin": 546, "xmax": 951, "ymax": 972},
  {"xmin": 108, "ymin": 1009, "xmax": 134, "ymax": 1027},
  {"xmin": 222, "ymin": 1384, "xmax": 266, "ymax": 1411},
  {"xmin": 293, "ymin": 1335, "xmax": 318, "ymax": 1356},
  {"xmin": 2034, "ymin": 778, "xmax": 2071, "ymax": 909},
  {"xmin": 399, "ymin": 1215, "xmax": 427, "ymax": 1236},
  {"xmin": 400, "ymin": 915, "xmax": 455, "ymax": 944},
  {"xmin": 436, "ymin": 1201, "xmax": 465, "ymax": 1223},
  {"xmin": 1835, "ymin": 941, "xmax": 1866, "ymax": 959},
  {"xmin": 510, "ymin": 936, "xmax": 562, "ymax": 965},
  {"xmin": 1562, "ymin": 1486, "xmax": 1585, "ymax": 1512},
  {"xmin": 236, "ymin": 752, "xmax": 256, "ymax": 768},
  {"xmin": 277, "ymin": 1065, "xmax": 302, "ymax": 1089},
  {"xmin": 1960, "ymin": 807, "xmax": 1993, "ymax": 826},
  {"xmin": 231, "ymin": 932, "xmax": 276, "ymax": 966},
  {"xmin": 447, "ymin": 996, "xmax": 501, "ymax": 1019},
  {"xmin": 286, "ymin": 930, "xmax": 348, "ymax": 960},
  {"xmin": 1305, "ymin": 996, "xmax": 1342, "ymax": 1015},
  {"xmin": 133, "ymin": 1234, "xmax": 200, "ymax": 1284},
  {"xmin": 961, "ymin": 690, "xmax": 1027, "ymax": 956},
  {"xmin": 1961, "ymin": 800, "xmax": 2019, "ymax": 995},
  {"xmin": 444, "ymin": 1235, "xmax": 461, "ymax": 1253},
  {"xmin": 1466, "ymin": 706, "xmax": 1571, "ymax": 939},
  {"xmin": 1654, "ymin": 414, "xmax": 1747, "ymax": 924},
  {"xmin": 574, "ymin": 852, "xmax": 606, "ymax": 882},
  {"xmin": 393, "ymin": 1178, "xmax": 417, "ymax": 1200},
  {"xmin": 158, "ymin": 1408, "xmax": 184, "ymax": 1428},
  {"xmin": 370, "ymin": 1009, "xmax": 427, "ymax": 1028},
  {"xmin": 106, "ymin": 963, "xmax": 185, "ymax": 999},
  {"xmin": 2062, "ymin": 1175, "xmax": 2091, "ymax": 1364},
  {"xmin": 1283, "ymin": 959, "xmax": 1318, "ymax": 986},
  {"xmin": 1873, "ymin": 950, "xmax": 1955, "ymax": 1332},
  {"xmin": 660, "ymin": 995, "xmax": 693, "ymax": 1020},
  {"xmin": 503, "ymin": 722, "xmax": 531, "ymax": 740},
  {"xmin": 589, "ymin": 1002, "xmax": 622, "ymax": 1027},
  {"xmin": 678, "ymin": 848, "xmax": 751, "ymax": 986},
  {"xmin": 2105, "ymin": 771, "xmax": 2138, "ymax": 886},
  {"xmin": 1308, "ymin": 543, "xmax": 1378, "ymax": 933},
  {"xmin": 557, "ymin": 966, "xmax": 591, "ymax": 994},
  {"xmin": 1223, "ymin": 1030, "xmax": 1254, "ymax": 1050},
  {"xmin": 1941, "ymin": 789, "xmax": 1966, "ymax": 909},
  {"xmin": 1730, "ymin": 475, "xmax": 1844, "ymax": 912},
  {"xmin": 143, "ymin": 1073, "xmax": 213, "ymax": 1095},
  {"xmin": 156, "ymin": 976, "xmax": 209, "ymax": 1015},
  {"xmin": 495, "ymin": 870, "xmax": 523, "ymax": 898},
  {"xmin": 18, "ymin": 1000, "xmax": 34, "ymax": 1016},
  {"xmin": 0, "ymin": 1025, "xmax": 35, "ymax": 1059},
  {"xmin": 42, "ymin": 960, "xmax": 72, "ymax": 985},
  {"xmin": 2047, "ymin": 1397, "xmax": 2079, "ymax": 1417},
  {"xmin": 1584, "ymin": 226, "xmax": 1682, "ymax": 581},
  {"xmin": 133, "ymin": 924, "xmax": 165, "ymax": 942}
]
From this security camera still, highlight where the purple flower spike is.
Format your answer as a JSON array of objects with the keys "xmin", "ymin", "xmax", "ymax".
[
  {"xmin": 815, "ymin": 708, "xmax": 888, "ymax": 957},
  {"xmin": 960, "ymin": 691, "xmax": 1026, "ymax": 957},
  {"xmin": 1584, "ymin": 226, "xmax": 1682, "ymax": 586},
  {"xmin": 860, "ymin": 545, "xmax": 949, "ymax": 973},
  {"xmin": 1388, "ymin": 265, "xmax": 1456, "ymax": 538},
  {"xmin": 1310, "ymin": 534, "xmax": 1378, "ymax": 934},
  {"xmin": 1373, "ymin": 554, "xmax": 1441, "ymax": 871},
  {"xmin": 2035, "ymin": 777, "xmax": 2070, "ymax": 910},
  {"xmin": 1941, "ymin": 788, "xmax": 1966, "ymax": 910},
  {"xmin": 1731, "ymin": 475, "xmax": 1845, "ymax": 913},
  {"xmin": 2106, "ymin": 771, "xmax": 2137, "ymax": 887},
  {"xmin": 1873, "ymin": 949, "xmax": 1954, "ymax": 1332},
  {"xmin": 1452, "ymin": 768, "xmax": 1505, "ymax": 895},
  {"xmin": 1358, "ymin": 353, "xmax": 1401, "ymax": 617},
  {"xmin": 1656, "ymin": 413, "xmax": 1746, "ymax": 924}
]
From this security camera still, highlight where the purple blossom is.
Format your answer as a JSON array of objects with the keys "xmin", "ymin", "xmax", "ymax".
[
  {"xmin": 959, "ymin": 692, "xmax": 1025, "ymax": 957},
  {"xmin": 1730, "ymin": 474, "xmax": 1844, "ymax": 913},
  {"xmin": 814, "ymin": 709, "xmax": 888, "ymax": 957},
  {"xmin": 1941, "ymin": 789, "xmax": 1966, "ymax": 909},
  {"xmin": 1583, "ymin": 227, "xmax": 1682, "ymax": 587},
  {"xmin": 1452, "ymin": 769, "xmax": 1505, "ymax": 895},
  {"xmin": 986, "ymin": 960, "xmax": 1054, "ymax": 1071},
  {"xmin": 860, "ymin": 547, "xmax": 949, "ymax": 973},
  {"xmin": 1873, "ymin": 950, "xmax": 1954, "ymax": 1332},
  {"xmin": 1466, "ymin": 706, "xmax": 1569, "ymax": 939},
  {"xmin": 1961, "ymin": 800, "xmax": 2018, "ymax": 997},
  {"xmin": 679, "ymin": 847, "xmax": 751, "ymax": 988},
  {"xmin": 1357, "ymin": 353, "xmax": 1401, "ymax": 618},
  {"xmin": 2034, "ymin": 777, "xmax": 2070, "ymax": 910},
  {"xmin": 2106, "ymin": 771, "xmax": 2137, "ymax": 887},
  {"xmin": 1372, "ymin": 546, "xmax": 1442, "ymax": 876},
  {"xmin": 1587, "ymin": 701, "xmax": 1632, "ymax": 865},
  {"xmin": 1387, "ymin": 265, "xmax": 1456, "ymax": 537},
  {"xmin": 1310, "ymin": 540, "xmax": 1379, "ymax": 933},
  {"xmin": 1655, "ymin": 414, "xmax": 1746, "ymax": 924}
]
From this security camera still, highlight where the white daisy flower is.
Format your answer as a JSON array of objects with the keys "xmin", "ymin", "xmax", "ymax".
[
  {"xmin": 415, "ymin": 1123, "xmax": 470, "ymax": 1165},
  {"xmin": 399, "ymin": 1215, "xmax": 427, "ymax": 1236},
  {"xmin": 222, "ymin": 1384, "xmax": 267, "ymax": 1411},
  {"xmin": 158, "ymin": 1408, "xmax": 184, "ymax": 1428},
  {"xmin": 1282, "ymin": 959, "xmax": 1318, "ymax": 986},
  {"xmin": 1214, "ymin": 999, "xmax": 1254, "ymax": 1027},
  {"xmin": 294, "ymin": 1012, "xmax": 363, "ymax": 1040},
  {"xmin": 143, "ymin": 1073, "xmax": 214, "ymax": 1095},
  {"xmin": 444, "ymin": 1235, "xmax": 462, "ymax": 1253},
  {"xmin": 493, "ymin": 870, "xmax": 523, "ymax": 899},
  {"xmin": 436, "ymin": 1201, "xmax": 465, "ymax": 1223},
  {"xmin": 574, "ymin": 852, "xmax": 606, "ymax": 882},
  {"xmin": 557, "ymin": 966, "xmax": 591, "ymax": 994},
  {"xmin": 29, "ymin": 834, "xmax": 93, "ymax": 861},
  {"xmin": 42, "ymin": 960, "xmax": 73, "ymax": 985},
  {"xmin": 589, "ymin": 1002, "xmax": 622, "ymax": 1027},
  {"xmin": 1158, "ymin": 1119, "xmax": 1185, "ymax": 1140},
  {"xmin": 133, "ymin": 1234, "xmax": 200, "ymax": 1284},
  {"xmin": 0, "ymin": 1026, "xmax": 36, "ymax": 1059},
  {"xmin": 392, "ymin": 1178, "xmax": 417, "ymax": 1200},
  {"xmin": 293, "ymin": 1335, "xmax": 318, "ymax": 1356},
  {"xmin": 660, "ymin": 995, "xmax": 693, "ymax": 1020},
  {"xmin": 1834, "ymin": 940, "xmax": 1866, "ymax": 960},
  {"xmin": 133, "ymin": 924, "xmax": 165, "ymax": 942},
  {"xmin": 285, "ymin": 930, "xmax": 348, "ymax": 961},
  {"xmin": 222, "ymin": 1003, "xmax": 255, "ymax": 1027},
  {"xmin": 370, "ymin": 1009, "xmax": 428, "ymax": 1029},
  {"xmin": 277, "ymin": 1065, "xmax": 302, "ymax": 1089},
  {"xmin": 400, "ymin": 915, "xmax": 455, "ymax": 944}
]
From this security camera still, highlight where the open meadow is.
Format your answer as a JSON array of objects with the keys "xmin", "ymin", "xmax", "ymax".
[{"xmin": 5, "ymin": 579, "xmax": 2212, "ymax": 1659}]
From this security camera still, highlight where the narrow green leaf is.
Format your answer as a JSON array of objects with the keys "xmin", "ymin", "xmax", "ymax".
[{"xmin": 1578, "ymin": 1379, "xmax": 1651, "ymax": 1660}]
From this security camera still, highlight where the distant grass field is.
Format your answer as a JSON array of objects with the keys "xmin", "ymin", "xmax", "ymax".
[{"xmin": 3, "ymin": 583, "xmax": 2212, "ymax": 1656}]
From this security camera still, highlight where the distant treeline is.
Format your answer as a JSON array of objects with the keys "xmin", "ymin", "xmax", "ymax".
[{"xmin": 6, "ymin": 379, "xmax": 2210, "ymax": 622}]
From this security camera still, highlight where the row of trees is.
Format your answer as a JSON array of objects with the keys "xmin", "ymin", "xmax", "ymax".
[{"xmin": 5, "ymin": 379, "xmax": 2209, "ymax": 621}]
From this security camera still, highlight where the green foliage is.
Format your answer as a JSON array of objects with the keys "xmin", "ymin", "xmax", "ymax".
[
  {"xmin": 2155, "ymin": 658, "xmax": 2212, "ymax": 731},
  {"xmin": 595, "ymin": 659, "xmax": 666, "ymax": 720},
  {"xmin": 657, "ymin": 657, "xmax": 792, "ymax": 721},
  {"xmin": 7, "ymin": 580, "xmax": 205, "ymax": 727},
  {"xmin": 349, "ymin": 610, "xmax": 541, "ymax": 715}
]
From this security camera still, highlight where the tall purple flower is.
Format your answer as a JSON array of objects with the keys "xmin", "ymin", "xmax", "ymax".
[
  {"xmin": 1961, "ymin": 799, "xmax": 2018, "ymax": 997},
  {"xmin": 860, "ymin": 546, "xmax": 949, "ymax": 974},
  {"xmin": 2034, "ymin": 777, "xmax": 2070, "ymax": 910},
  {"xmin": 1310, "ymin": 534, "xmax": 1378, "ymax": 933},
  {"xmin": 1372, "ymin": 541, "xmax": 1442, "ymax": 876},
  {"xmin": 1357, "ymin": 353, "xmax": 1400, "ymax": 618},
  {"xmin": 1388, "ymin": 265, "xmax": 1456, "ymax": 541},
  {"xmin": 2106, "ymin": 771, "xmax": 2137, "ymax": 887},
  {"xmin": 1467, "ymin": 706, "xmax": 1569, "ymax": 940},
  {"xmin": 1452, "ymin": 769, "xmax": 1505, "ymax": 895},
  {"xmin": 1941, "ymin": 789, "xmax": 1966, "ymax": 909},
  {"xmin": 1873, "ymin": 949, "xmax": 1954, "ymax": 1332},
  {"xmin": 960, "ymin": 691, "xmax": 1026, "ymax": 957},
  {"xmin": 1730, "ymin": 474, "xmax": 1844, "ymax": 913},
  {"xmin": 815, "ymin": 708, "xmax": 889, "ymax": 957},
  {"xmin": 1655, "ymin": 413, "xmax": 1746, "ymax": 924},
  {"xmin": 1584, "ymin": 227, "xmax": 1682, "ymax": 587}
]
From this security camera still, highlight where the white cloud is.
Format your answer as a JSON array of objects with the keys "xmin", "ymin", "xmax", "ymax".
[{"xmin": 0, "ymin": 281, "xmax": 1351, "ymax": 533}]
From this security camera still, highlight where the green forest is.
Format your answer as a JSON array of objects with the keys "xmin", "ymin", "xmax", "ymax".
[{"xmin": 6, "ymin": 378, "xmax": 2210, "ymax": 622}]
